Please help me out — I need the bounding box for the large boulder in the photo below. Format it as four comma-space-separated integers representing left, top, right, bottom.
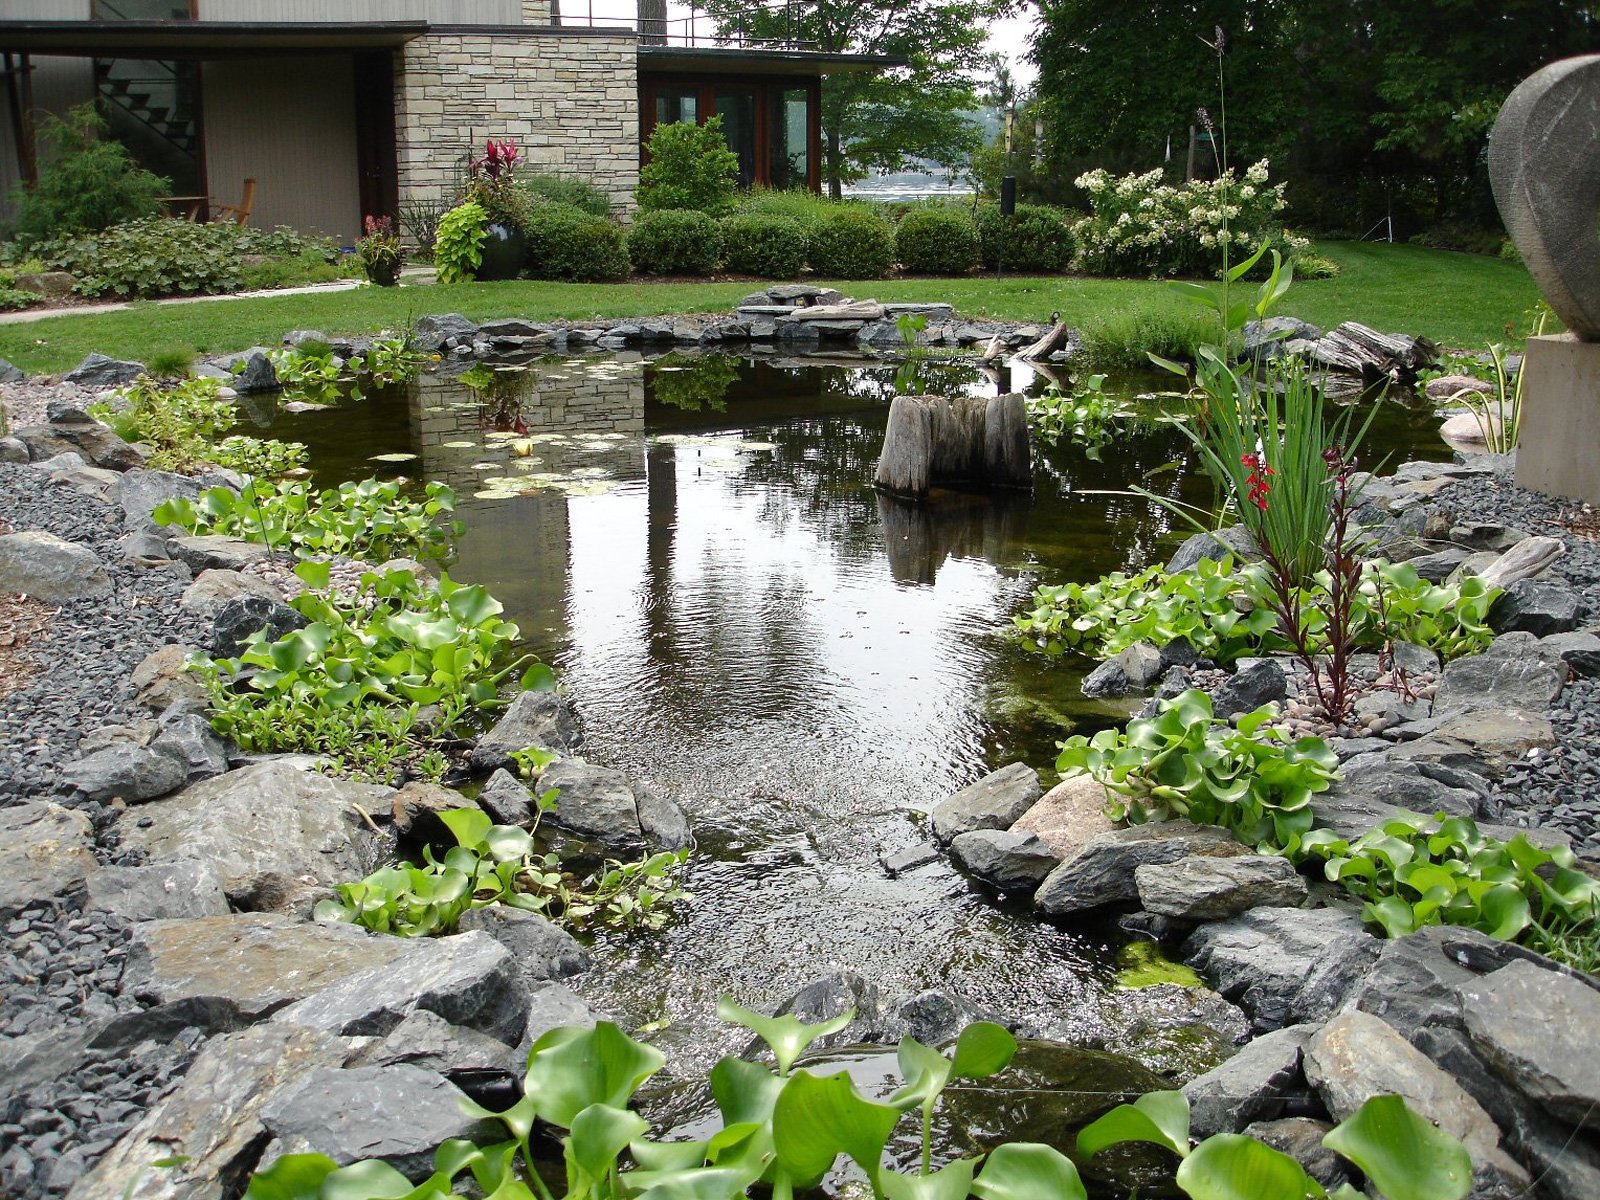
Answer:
1166, 525, 1257, 573
117, 761, 391, 911
476, 767, 535, 826
534, 757, 646, 851
129, 642, 209, 713
1387, 708, 1554, 780
179, 567, 280, 617
1010, 774, 1116, 859
1343, 925, 1489, 1041
84, 861, 230, 922
457, 905, 593, 984
116, 468, 205, 534
1211, 659, 1289, 718
151, 711, 232, 783
210, 593, 308, 657
0, 530, 112, 602
390, 780, 479, 842
63, 352, 145, 388
1489, 579, 1583, 637
1135, 853, 1308, 921
411, 313, 479, 353
61, 741, 189, 803
1431, 647, 1563, 718
929, 762, 1041, 844
948, 829, 1059, 892
1080, 643, 1164, 699
469, 689, 582, 773
1312, 755, 1480, 838
0, 802, 98, 916
167, 534, 273, 573
1182, 1023, 1316, 1136
347, 1008, 520, 1074
1034, 820, 1248, 917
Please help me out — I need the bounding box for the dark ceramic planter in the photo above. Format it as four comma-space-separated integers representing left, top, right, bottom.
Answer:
476, 223, 527, 281
364, 258, 402, 287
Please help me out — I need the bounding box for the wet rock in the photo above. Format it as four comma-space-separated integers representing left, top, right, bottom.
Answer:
457, 906, 592, 984
1135, 853, 1308, 921
118, 761, 389, 910
1080, 642, 1164, 698
273, 930, 531, 1045
178, 567, 280, 617
1182, 1023, 1316, 1136
1010, 774, 1116, 860
258, 1064, 501, 1181
1459, 960, 1600, 1129
1035, 820, 1248, 917
130, 642, 209, 712
66, 1024, 348, 1200
930, 761, 1041, 844
476, 767, 535, 826
880, 841, 941, 877
1431, 649, 1563, 718
346, 1009, 519, 1073
167, 533, 273, 573
0, 530, 112, 602
1241, 1118, 1352, 1193
84, 861, 230, 921
62, 741, 189, 802
469, 689, 582, 772
948, 829, 1059, 892
63, 352, 145, 389
771, 969, 892, 1048
1166, 525, 1257, 573
101, 913, 411, 1045
1489, 579, 1582, 637
636, 782, 693, 851
1341, 925, 1494, 1041
210, 593, 308, 657
1182, 906, 1379, 1031
534, 757, 645, 851
1211, 659, 1289, 718
391, 780, 477, 841
0, 802, 98, 916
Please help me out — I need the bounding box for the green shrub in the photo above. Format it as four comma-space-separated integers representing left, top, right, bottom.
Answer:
732, 187, 836, 233
626, 208, 724, 276
718, 212, 808, 277
637, 116, 740, 215
9, 104, 168, 245
894, 206, 979, 274
523, 203, 629, 282
808, 206, 895, 279
515, 171, 612, 217
434, 201, 489, 283
976, 202, 1075, 272
1075, 304, 1215, 371
0, 287, 38, 312
1293, 251, 1341, 279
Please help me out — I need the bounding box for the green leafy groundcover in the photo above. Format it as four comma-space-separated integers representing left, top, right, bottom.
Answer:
243, 1005, 1471, 1200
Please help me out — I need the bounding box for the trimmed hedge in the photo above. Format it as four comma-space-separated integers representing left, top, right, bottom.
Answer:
523, 203, 630, 282
627, 209, 724, 275
808, 207, 895, 279
894, 207, 979, 275
717, 213, 807, 278
975, 202, 1074, 273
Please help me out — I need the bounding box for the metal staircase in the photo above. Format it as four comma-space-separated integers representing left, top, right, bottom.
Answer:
93, 58, 199, 161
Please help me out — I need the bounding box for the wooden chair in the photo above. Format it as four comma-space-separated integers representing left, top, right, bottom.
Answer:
209, 178, 256, 226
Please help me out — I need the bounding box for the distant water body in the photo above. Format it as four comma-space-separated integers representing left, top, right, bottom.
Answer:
843, 183, 976, 203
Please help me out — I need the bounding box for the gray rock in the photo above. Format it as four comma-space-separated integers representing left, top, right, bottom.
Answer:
1166, 525, 1257, 573
1240, 1118, 1352, 1193
258, 1064, 500, 1181
0, 802, 98, 916
635, 783, 693, 851
1135, 853, 1308, 920
167, 533, 273, 572
1387, 708, 1554, 780
1450, 522, 1529, 552
1431, 650, 1563, 718
63, 352, 145, 388
15, 417, 146, 471
0, 356, 24, 382
1408, 546, 1470, 582
65, 1024, 348, 1200
50, 461, 121, 500
228, 350, 279, 393
0, 435, 27, 462
948, 829, 1059, 891
1459, 960, 1600, 1128
469, 688, 582, 772
62, 741, 189, 802
347, 1009, 518, 1073
457, 905, 592, 984
477, 767, 535, 826
100, 913, 411, 1045
130, 642, 209, 712
534, 757, 645, 851
1313, 755, 1480, 838
515, 982, 599, 1058
1489, 579, 1582, 637
1182, 906, 1379, 1030
1183, 1023, 1316, 1136
84, 861, 230, 921
1477, 534, 1565, 589
412, 314, 480, 352
118, 761, 390, 910
116, 468, 205, 533
178, 567, 279, 617
273, 930, 531, 1045
1035, 820, 1247, 917
0, 530, 112, 602
880, 841, 941, 877
1538, 629, 1600, 677
151, 711, 231, 782
930, 761, 1041, 844
1212, 659, 1289, 717
211, 594, 308, 656
390, 780, 477, 841
770, 968, 891, 1050
1080, 642, 1164, 698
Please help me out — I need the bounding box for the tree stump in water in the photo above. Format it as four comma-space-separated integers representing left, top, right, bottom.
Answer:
873, 393, 1032, 498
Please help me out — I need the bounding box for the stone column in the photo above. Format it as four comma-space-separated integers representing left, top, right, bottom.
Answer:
1516, 333, 1600, 504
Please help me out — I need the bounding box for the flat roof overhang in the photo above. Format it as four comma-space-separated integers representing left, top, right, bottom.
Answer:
638, 45, 903, 77
0, 20, 428, 57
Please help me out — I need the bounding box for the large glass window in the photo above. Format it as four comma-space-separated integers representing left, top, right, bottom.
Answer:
715, 88, 756, 188
92, 0, 191, 17
654, 87, 698, 128
768, 87, 809, 190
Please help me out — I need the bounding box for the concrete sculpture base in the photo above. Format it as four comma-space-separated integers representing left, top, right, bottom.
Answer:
1516, 333, 1600, 505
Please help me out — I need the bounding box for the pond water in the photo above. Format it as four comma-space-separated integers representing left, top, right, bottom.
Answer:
261, 352, 1450, 1097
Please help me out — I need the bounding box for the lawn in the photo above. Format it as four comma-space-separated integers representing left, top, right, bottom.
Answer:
0, 241, 1540, 376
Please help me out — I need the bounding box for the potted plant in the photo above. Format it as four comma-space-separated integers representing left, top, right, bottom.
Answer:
357, 214, 403, 287
466, 138, 527, 280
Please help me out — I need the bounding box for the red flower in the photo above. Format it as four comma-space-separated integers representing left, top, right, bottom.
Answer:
1241, 451, 1273, 511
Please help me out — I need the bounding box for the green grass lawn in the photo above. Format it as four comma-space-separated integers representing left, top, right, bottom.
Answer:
0, 241, 1540, 376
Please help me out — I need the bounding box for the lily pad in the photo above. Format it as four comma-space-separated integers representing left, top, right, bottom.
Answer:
369, 452, 419, 463
442, 440, 478, 449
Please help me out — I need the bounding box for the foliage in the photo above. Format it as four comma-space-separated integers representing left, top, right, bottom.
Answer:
515, 170, 613, 217
1432, 308, 1551, 455
434, 202, 490, 284
521, 203, 631, 283
894, 207, 980, 275
357, 215, 404, 286
144, 347, 196, 378
651, 354, 738, 413
268, 346, 362, 406
808, 206, 896, 279
1013, 555, 1498, 667
1079, 1089, 1471, 1200
1024, 373, 1123, 459
190, 563, 550, 778
90, 374, 305, 477
638, 117, 740, 216
0, 286, 39, 312
627, 209, 725, 276
8, 104, 168, 245
363, 334, 435, 388
730, 188, 836, 233
717, 213, 808, 278
318, 804, 691, 936
459, 138, 527, 233
974, 202, 1074, 273
398, 196, 451, 256
152, 477, 462, 563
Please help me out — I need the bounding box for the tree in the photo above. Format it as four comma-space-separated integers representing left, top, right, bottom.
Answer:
9, 103, 169, 245
638, 115, 740, 213
702, 0, 1011, 196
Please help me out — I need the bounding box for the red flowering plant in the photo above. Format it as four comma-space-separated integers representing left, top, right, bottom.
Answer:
462, 137, 525, 230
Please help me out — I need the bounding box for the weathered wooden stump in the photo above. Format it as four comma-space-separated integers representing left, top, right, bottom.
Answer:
873, 392, 1032, 498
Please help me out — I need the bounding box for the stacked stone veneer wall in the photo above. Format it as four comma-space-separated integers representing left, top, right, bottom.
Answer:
396, 30, 639, 217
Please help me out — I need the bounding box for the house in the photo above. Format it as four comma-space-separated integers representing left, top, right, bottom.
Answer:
0, 1, 892, 243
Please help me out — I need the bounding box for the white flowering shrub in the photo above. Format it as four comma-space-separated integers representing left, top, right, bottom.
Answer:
1071, 159, 1311, 278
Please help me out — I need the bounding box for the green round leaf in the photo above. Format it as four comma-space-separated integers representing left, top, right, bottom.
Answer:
1322, 1094, 1472, 1200
1174, 1133, 1316, 1200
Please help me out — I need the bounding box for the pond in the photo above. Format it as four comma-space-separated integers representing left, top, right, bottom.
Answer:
260, 351, 1450, 1092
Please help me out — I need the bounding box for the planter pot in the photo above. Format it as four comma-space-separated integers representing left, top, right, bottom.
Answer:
475, 223, 527, 281
364, 258, 402, 288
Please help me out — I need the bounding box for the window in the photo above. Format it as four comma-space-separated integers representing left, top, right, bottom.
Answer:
714, 88, 756, 188
654, 87, 697, 127
768, 87, 809, 190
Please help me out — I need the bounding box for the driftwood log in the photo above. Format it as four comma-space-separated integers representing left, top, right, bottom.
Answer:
1015, 320, 1070, 362
873, 392, 1032, 498
1300, 322, 1440, 380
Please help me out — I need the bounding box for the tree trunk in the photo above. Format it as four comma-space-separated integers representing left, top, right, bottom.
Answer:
638, 0, 667, 45
874, 393, 1032, 498
825, 128, 843, 200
